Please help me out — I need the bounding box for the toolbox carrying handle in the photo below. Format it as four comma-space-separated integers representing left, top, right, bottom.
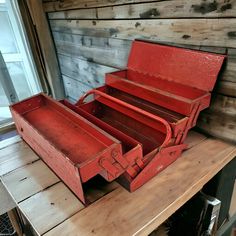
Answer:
76, 89, 172, 148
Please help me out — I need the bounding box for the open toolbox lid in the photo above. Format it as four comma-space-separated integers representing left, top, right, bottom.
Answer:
127, 40, 226, 92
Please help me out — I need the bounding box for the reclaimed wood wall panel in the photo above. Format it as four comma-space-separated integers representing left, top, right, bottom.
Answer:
50, 19, 236, 48
58, 54, 115, 87
43, 0, 163, 12
53, 32, 131, 68
47, 0, 236, 19
44, 0, 236, 141
62, 75, 92, 101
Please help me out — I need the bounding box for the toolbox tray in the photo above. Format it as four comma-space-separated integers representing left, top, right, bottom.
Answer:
10, 93, 123, 203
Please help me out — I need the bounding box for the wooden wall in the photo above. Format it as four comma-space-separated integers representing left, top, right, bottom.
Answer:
43, 0, 236, 141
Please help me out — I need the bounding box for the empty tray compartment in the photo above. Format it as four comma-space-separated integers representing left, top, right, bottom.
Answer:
78, 97, 167, 156
98, 85, 189, 138
60, 99, 143, 166
10, 93, 123, 203
106, 70, 210, 117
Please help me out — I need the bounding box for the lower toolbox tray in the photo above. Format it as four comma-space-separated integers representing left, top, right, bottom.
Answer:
10, 93, 123, 204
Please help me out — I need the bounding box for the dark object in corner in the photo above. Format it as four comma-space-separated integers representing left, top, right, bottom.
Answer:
203, 157, 236, 228
168, 192, 221, 236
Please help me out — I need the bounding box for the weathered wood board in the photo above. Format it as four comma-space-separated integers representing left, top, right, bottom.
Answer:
50, 19, 236, 48
44, 0, 163, 12
47, 0, 236, 19
2, 160, 59, 203
0, 141, 39, 176
58, 53, 115, 99
19, 182, 84, 235
44, 0, 236, 16
0, 181, 16, 215
45, 138, 236, 236
1, 132, 236, 235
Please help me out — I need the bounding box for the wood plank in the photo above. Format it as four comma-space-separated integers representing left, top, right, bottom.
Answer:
48, 0, 236, 19
208, 94, 236, 116
26, 0, 65, 99
0, 181, 16, 215
217, 81, 236, 97
62, 75, 93, 100
49, 18, 236, 48
43, 0, 57, 2
229, 48, 236, 57
53, 32, 201, 68
0, 141, 39, 176
198, 110, 236, 143
199, 46, 226, 54
184, 131, 207, 149
44, 0, 160, 12
19, 182, 84, 235
221, 57, 236, 83
0, 135, 21, 149
1, 160, 59, 203
53, 32, 131, 68
45, 138, 236, 236
49, 8, 96, 19
53, 35, 234, 88
58, 54, 116, 88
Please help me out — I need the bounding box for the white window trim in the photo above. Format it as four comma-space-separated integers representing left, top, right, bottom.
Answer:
4, 0, 41, 94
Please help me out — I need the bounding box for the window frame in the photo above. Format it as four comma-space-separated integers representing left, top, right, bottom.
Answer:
0, 0, 41, 95
0, 0, 41, 128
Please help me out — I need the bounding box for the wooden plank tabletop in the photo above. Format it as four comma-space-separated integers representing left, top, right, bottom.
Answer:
0, 132, 236, 236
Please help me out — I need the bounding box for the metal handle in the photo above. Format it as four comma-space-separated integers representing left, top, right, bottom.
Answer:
76, 89, 172, 148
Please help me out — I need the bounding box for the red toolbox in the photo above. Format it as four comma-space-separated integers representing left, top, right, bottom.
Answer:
10, 41, 225, 204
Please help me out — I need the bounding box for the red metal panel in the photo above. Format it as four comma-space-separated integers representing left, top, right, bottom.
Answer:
127, 40, 225, 92
11, 108, 86, 203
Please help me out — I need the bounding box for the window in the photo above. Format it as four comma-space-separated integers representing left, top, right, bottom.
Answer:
0, 0, 41, 126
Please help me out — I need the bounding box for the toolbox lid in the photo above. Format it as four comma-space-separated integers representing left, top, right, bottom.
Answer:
127, 41, 226, 92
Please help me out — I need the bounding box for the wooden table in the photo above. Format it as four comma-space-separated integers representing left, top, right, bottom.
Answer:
0, 132, 236, 236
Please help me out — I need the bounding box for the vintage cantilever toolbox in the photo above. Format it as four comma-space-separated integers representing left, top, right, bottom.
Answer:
10, 40, 225, 204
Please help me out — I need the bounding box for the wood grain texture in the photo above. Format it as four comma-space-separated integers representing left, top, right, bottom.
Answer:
217, 81, 236, 97
198, 94, 236, 141
62, 75, 93, 100
26, 0, 65, 99
52, 32, 235, 85
45, 138, 236, 236
1, 160, 59, 203
48, 0, 236, 19
53, 31, 131, 68
0, 135, 21, 149
58, 54, 115, 85
52, 32, 235, 79
0, 141, 39, 176
198, 110, 236, 143
209, 94, 236, 116
221, 56, 236, 83
184, 131, 207, 149
50, 18, 236, 48
44, 0, 161, 12
19, 182, 84, 235
0, 181, 16, 215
